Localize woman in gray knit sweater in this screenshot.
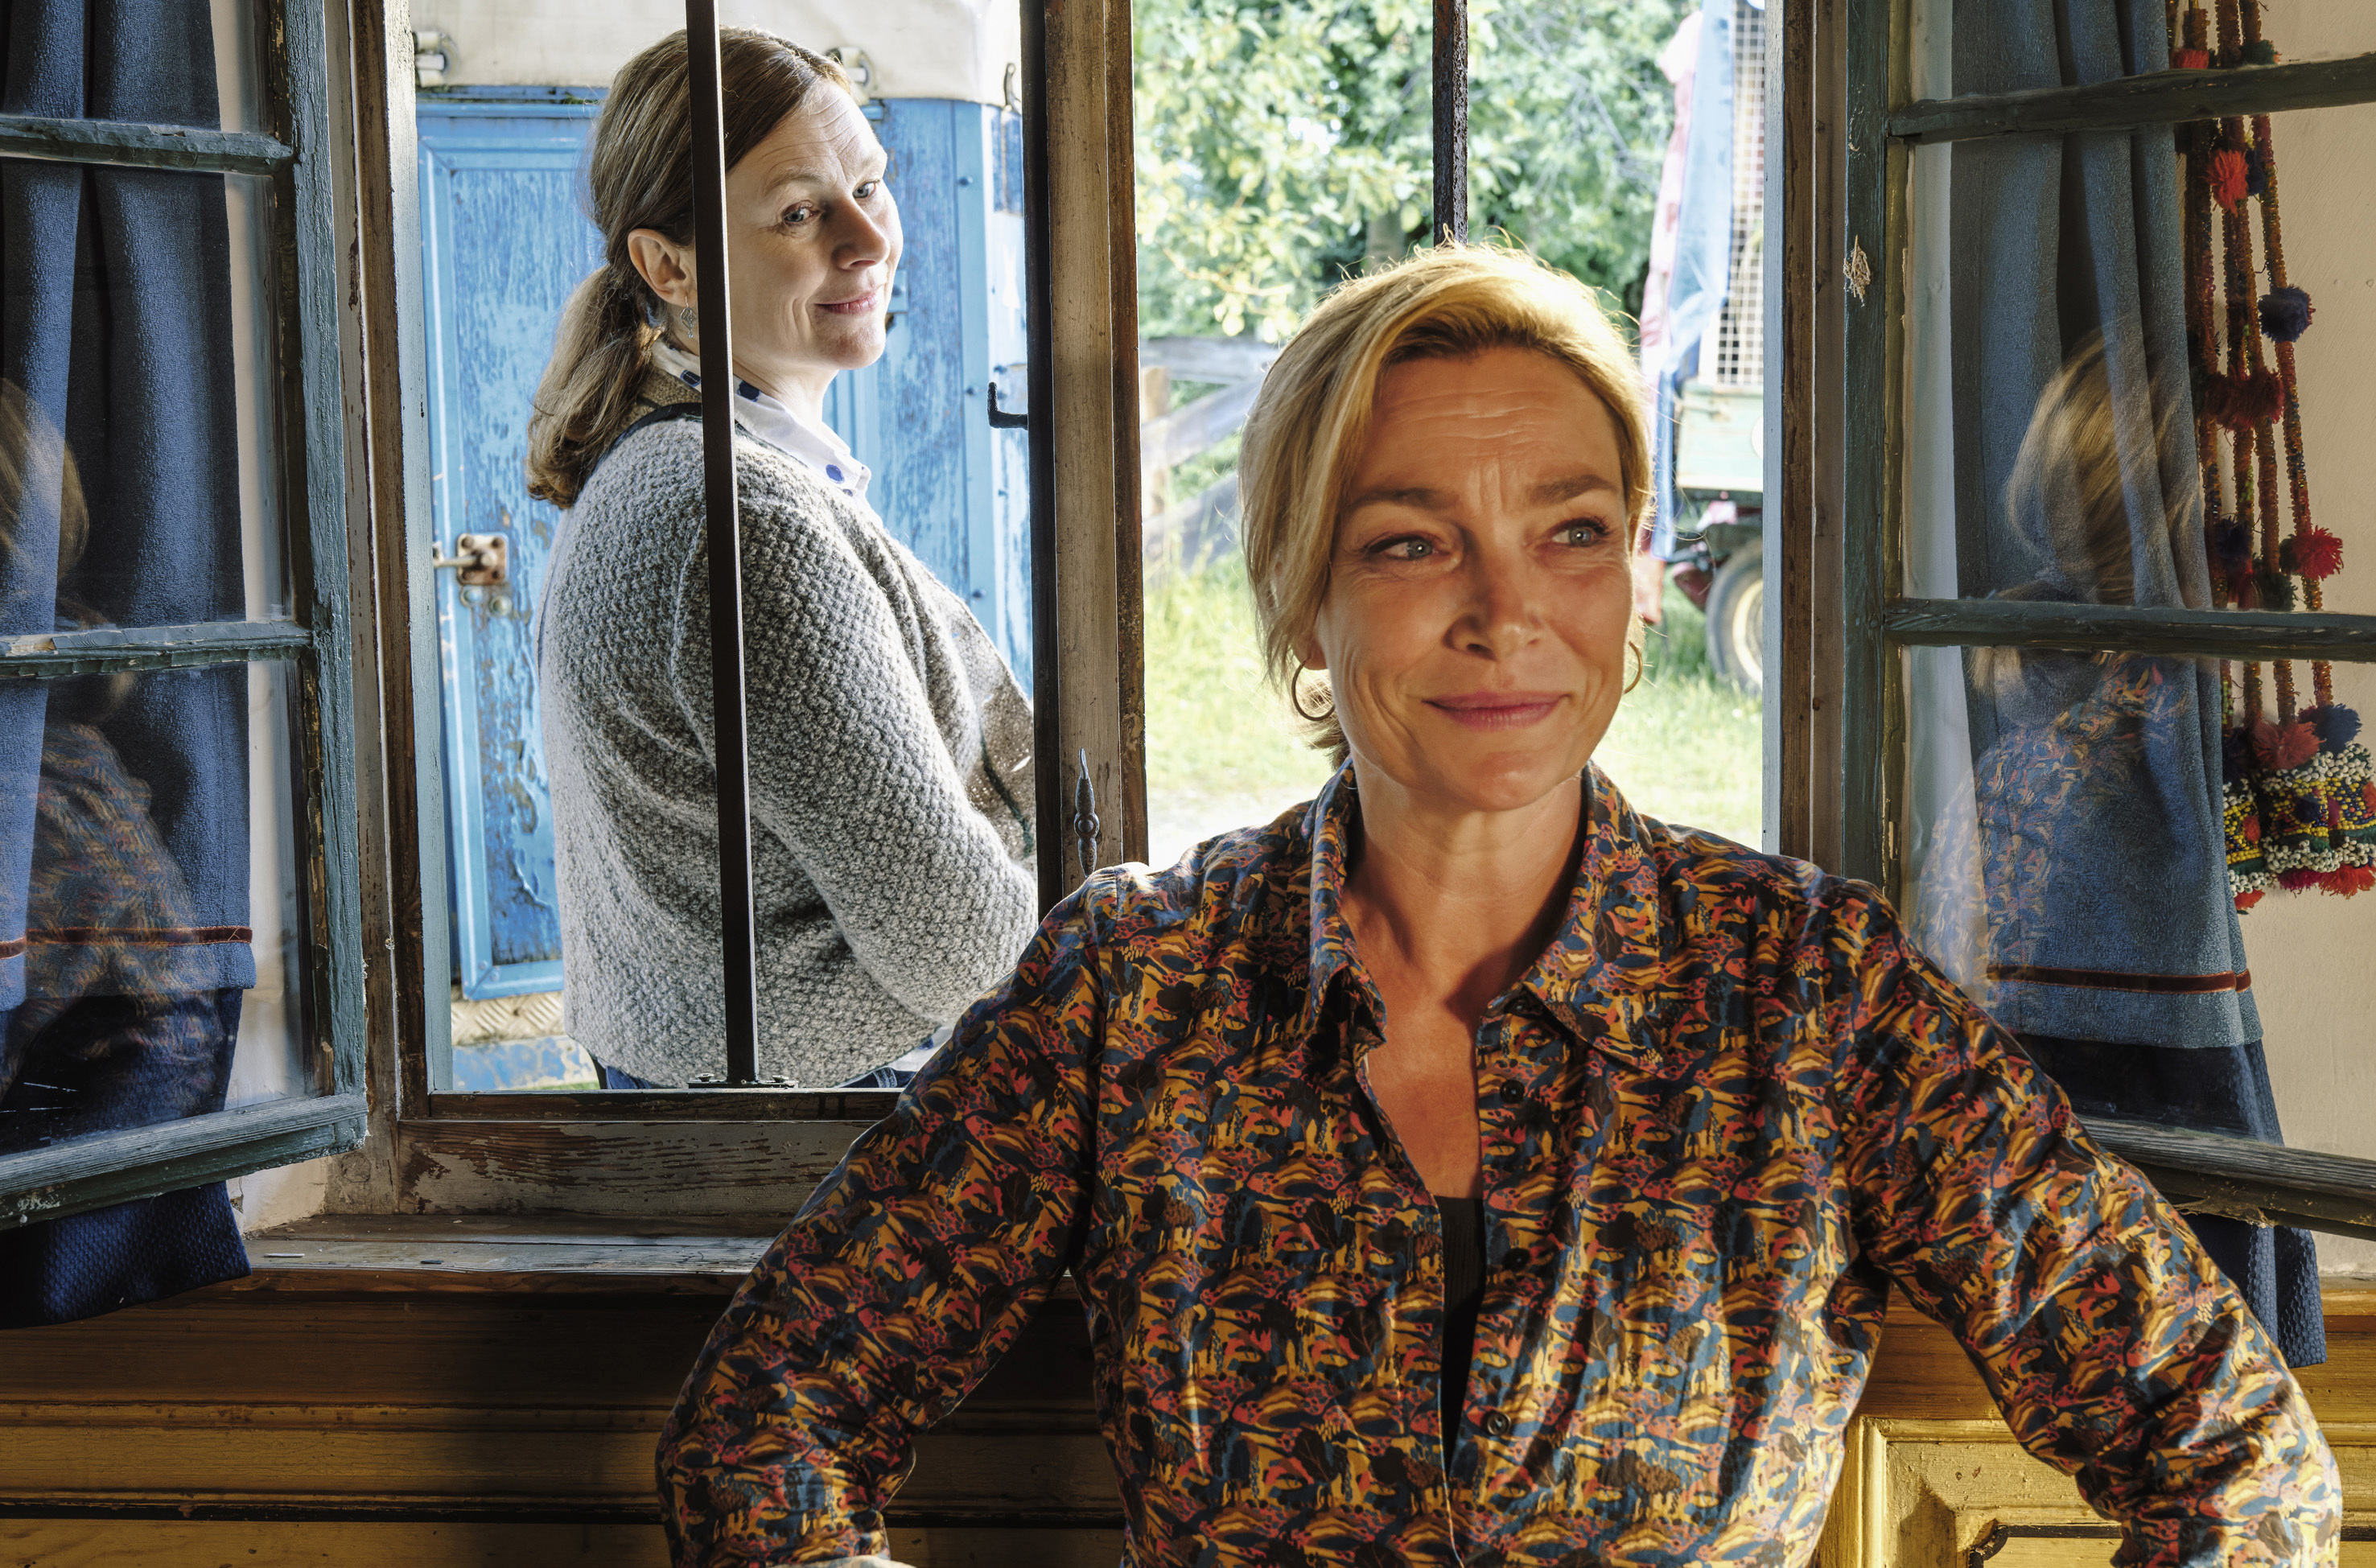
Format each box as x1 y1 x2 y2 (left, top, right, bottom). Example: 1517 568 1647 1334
526 29 1036 1089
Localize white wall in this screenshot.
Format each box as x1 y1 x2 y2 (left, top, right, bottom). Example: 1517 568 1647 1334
2238 0 2376 1276
413 0 1021 105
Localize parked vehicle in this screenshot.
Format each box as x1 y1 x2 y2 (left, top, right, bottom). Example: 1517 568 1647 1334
1638 0 1767 690
1672 382 1762 689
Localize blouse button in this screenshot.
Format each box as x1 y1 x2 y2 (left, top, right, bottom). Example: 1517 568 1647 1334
1483 1410 1514 1438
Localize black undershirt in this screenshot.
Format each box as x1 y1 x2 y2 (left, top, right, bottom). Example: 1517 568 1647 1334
1435 1196 1489 1442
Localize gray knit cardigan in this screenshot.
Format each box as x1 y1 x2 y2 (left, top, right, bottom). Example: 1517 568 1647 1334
537 385 1037 1086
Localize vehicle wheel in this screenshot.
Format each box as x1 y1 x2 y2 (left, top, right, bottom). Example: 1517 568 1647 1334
1704 539 1764 693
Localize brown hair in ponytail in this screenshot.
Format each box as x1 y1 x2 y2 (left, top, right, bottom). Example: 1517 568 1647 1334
525 28 850 506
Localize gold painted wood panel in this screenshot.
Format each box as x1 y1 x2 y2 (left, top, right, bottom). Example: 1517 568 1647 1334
1987 1540 2376 1568
10 1269 2376 1568
1824 1418 2376 1568
0 1406 1118 1517
0 1521 1124 1568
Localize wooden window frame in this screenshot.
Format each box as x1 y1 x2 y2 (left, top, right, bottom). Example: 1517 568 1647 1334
0 0 373 1230
1769 0 2376 1239
339 0 1150 1216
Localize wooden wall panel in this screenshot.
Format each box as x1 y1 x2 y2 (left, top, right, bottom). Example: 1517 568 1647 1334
0 1276 1116 1567
7 1276 2375 1566
0 1521 1125 1568
393 1119 876 1215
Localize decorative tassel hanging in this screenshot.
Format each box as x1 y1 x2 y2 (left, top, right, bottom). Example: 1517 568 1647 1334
2185 0 2372 907
2258 285 2314 343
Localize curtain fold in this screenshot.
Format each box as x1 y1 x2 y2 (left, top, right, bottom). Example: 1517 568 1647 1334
0 0 255 1327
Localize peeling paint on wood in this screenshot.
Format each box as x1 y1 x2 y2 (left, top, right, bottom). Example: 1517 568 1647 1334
394 1117 878 1216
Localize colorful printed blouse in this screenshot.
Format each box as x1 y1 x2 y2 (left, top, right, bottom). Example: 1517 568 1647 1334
659 768 2337 1567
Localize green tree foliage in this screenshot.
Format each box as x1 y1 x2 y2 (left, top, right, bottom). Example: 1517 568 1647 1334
1131 0 1688 344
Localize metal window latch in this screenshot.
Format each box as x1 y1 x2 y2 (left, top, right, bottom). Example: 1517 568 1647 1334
1072 749 1102 878
987 381 1030 429
431 532 509 586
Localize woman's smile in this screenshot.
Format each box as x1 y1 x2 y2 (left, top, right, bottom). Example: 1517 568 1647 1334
1423 689 1567 729
814 287 881 316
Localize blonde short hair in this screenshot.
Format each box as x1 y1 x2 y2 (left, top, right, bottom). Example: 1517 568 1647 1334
1237 244 1653 754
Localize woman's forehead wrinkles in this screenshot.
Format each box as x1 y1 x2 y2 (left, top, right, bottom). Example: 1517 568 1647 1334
747 108 884 189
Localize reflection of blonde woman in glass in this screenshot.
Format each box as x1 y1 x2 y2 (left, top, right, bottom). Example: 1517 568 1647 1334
0 382 237 1153
1913 333 2197 998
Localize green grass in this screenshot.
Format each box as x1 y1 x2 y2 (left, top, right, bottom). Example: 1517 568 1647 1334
1595 582 1764 845
1140 558 1764 863
1143 552 1332 864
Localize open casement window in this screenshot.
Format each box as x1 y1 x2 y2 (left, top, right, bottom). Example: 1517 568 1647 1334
0 0 366 1228
1772 0 2376 1249
381 0 1151 1214
381 0 1505 1215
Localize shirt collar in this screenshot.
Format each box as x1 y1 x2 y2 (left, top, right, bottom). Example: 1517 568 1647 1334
1296 762 1676 1068
647 340 873 505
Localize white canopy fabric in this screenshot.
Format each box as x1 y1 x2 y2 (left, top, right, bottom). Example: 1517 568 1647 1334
416 0 1023 106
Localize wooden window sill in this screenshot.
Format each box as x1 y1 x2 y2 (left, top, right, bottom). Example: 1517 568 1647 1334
234 1215 773 1294
234 1213 1086 1300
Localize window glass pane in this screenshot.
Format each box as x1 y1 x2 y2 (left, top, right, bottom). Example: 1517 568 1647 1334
418 23 1038 1093
1899 641 2376 1254
212 0 268 136
1900 1 2376 1274
0 0 251 133
0 658 311 1156
0 163 287 630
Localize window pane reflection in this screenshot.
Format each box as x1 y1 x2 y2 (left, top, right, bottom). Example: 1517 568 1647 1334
0 162 286 628
0 660 309 1155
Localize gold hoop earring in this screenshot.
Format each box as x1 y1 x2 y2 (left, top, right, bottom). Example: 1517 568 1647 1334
1289 662 1335 722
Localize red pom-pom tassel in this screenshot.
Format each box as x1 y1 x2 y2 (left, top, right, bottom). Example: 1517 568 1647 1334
2235 889 2266 912
2247 717 2320 772
2318 866 2376 899
2173 46 2212 68
2209 148 2250 209
2279 527 2344 580
2246 370 2286 424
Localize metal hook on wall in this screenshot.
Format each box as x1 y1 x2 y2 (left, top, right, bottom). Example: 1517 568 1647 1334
1072 749 1101 879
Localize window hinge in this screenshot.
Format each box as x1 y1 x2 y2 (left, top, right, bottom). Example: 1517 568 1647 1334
1072 749 1102 878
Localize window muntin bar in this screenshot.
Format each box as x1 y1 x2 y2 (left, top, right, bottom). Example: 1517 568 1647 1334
679 0 765 1088
0 116 294 175
1432 0 1468 244
1886 599 2376 662
2082 1117 2376 1243
0 621 313 678
1891 50 2376 144
0 1091 364 1229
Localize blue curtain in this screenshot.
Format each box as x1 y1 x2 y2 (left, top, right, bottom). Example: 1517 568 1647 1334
1948 0 2320 1364
0 0 254 1327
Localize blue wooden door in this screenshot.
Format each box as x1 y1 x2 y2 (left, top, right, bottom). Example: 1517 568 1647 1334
824 100 1034 684
420 94 603 1000
419 93 1032 1003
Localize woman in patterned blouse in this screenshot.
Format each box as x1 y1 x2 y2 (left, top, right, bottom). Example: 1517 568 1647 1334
658 245 2338 1568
